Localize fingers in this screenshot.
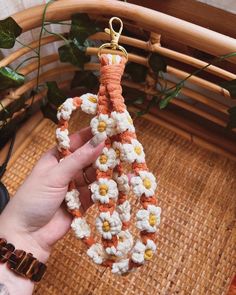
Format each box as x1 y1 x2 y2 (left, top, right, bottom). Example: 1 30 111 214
54 134 105 185
69 127 93 152
36 127 93 168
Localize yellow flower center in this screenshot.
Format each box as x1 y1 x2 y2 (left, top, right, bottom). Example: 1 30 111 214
102 221 110 232
88 96 97 103
115 148 120 158
143 178 152 189
134 146 142 155
99 184 108 196
127 116 133 125
97 121 107 132
118 236 124 243
144 249 153 260
99 154 108 164
149 213 157 226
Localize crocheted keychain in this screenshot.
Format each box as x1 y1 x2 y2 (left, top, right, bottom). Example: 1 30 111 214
55 17 161 275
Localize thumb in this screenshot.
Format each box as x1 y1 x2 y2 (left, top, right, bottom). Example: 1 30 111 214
55 133 106 185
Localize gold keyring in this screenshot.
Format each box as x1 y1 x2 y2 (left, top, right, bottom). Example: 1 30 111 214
98 17 128 59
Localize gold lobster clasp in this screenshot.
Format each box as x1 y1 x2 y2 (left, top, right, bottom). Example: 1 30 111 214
98 17 128 59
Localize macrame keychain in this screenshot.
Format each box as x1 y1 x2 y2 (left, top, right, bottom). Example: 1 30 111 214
56 17 161 275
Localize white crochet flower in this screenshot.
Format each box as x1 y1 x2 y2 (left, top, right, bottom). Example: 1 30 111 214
94 147 116 172
80 93 98 115
90 114 115 137
136 205 161 233
91 178 118 204
122 139 145 163
65 189 81 210
96 211 122 240
56 128 70 151
113 173 130 194
131 239 156 264
87 243 107 265
111 110 135 133
112 259 130 275
116 200 131 222
112 141 124 165
106 230 133 257
71 217 91 239
107 53 122 65
57 98 76 121
131 171 157 197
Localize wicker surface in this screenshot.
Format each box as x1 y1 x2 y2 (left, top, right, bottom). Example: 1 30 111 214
2 110 235 295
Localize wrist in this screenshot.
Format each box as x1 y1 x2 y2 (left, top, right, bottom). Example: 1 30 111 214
0 210 50 264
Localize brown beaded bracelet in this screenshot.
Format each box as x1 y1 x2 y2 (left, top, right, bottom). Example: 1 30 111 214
0 238 47 282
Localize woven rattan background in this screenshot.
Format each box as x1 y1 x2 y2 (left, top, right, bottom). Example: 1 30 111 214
2 110 236 295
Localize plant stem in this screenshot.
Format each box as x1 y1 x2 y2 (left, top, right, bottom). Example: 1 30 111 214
14 55 39 71
162 52 236 94
32 0 54 106
15 39 39 55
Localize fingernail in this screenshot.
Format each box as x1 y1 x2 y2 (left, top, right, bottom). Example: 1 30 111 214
89 133 107 147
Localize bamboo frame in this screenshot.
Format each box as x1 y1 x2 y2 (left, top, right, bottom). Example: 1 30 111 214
0 60 229 130
3 49 229 120
11 0 236 63
1 32 235 83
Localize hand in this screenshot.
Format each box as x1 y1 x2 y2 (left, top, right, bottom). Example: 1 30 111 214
0 127 104 263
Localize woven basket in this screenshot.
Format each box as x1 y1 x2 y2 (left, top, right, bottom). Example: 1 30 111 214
0 1 235 294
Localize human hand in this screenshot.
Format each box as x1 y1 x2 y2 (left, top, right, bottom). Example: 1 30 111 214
0 127 104 263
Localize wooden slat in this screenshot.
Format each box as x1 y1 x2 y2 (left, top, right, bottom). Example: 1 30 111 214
11 0 236 63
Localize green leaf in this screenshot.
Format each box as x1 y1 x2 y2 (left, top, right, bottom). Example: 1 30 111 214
41 102 58 124
71 71 99 90
148 53 167 74
0 67 25 90
125 62 148 83
58 40 90 68
0 17 22 48
227 106 236 129
46 81 66 107
159 84 183 109
69 13 100 44
221 79 236 98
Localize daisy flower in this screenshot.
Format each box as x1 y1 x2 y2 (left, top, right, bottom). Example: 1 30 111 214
105 230 133 257
136 205 161 233
122 139 145 163
116 200 131 222
107 53 122 65
112 141 124 165
131 239 156 264
87 243 107 265
113 173 130 194
56 128 70 151
90 114 115 137
57 98 76 121
112 259 130 275
80 93 98 115
71 217 91 239
96 211 122 240
94 147 116 172
65 189 81 210
111 110 135 133
131 171 157 197
91 178 118 204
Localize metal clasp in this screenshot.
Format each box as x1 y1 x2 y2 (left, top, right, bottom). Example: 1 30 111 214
98 17 128 59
